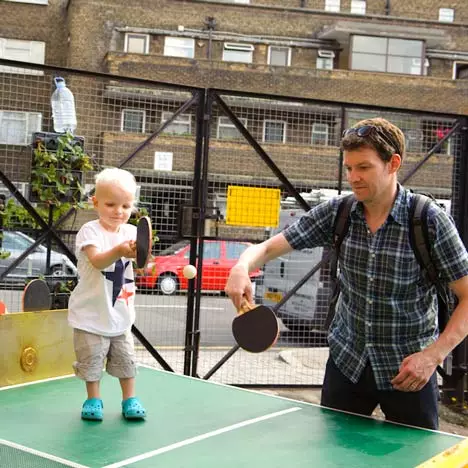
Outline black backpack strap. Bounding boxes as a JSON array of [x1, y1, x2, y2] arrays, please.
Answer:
[[323, 194, 354, 330]]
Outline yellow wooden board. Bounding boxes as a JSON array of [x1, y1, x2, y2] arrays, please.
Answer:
[[226, 186, 281, 227], [0, 309, 74, 387], [416, 437, 468, 468]]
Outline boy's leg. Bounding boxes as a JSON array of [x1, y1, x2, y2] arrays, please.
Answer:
[[86, 381, 100, 399], [378, 373, 439, 430], [107, 330, 146, 418], [321, 357, 378, 416]]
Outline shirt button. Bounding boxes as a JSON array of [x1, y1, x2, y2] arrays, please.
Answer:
[[367, 299, 373, 304], [366, 321, 371, 327], [369, 277, 374, 282]]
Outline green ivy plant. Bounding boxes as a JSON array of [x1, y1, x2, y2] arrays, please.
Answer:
[[30, 131, 93, 205]]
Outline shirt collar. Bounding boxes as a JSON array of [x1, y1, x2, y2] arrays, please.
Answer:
[[351, 183, 408, 226]]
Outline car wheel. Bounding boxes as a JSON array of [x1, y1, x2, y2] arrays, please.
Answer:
[[51, 265, 66, 276], [157, 274, 179, 295]]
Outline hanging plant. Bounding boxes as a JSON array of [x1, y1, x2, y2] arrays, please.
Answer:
[[30, 131, 93, 205]]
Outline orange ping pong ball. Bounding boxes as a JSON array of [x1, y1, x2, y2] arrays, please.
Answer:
[[183, 264, 197, 279]]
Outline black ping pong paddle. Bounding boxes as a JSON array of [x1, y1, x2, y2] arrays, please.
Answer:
[[136, 216, 152, 269], [232, 300, 280, 353], [22, 279, 51, 312]]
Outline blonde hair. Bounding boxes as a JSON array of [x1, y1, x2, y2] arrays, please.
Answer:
[[94, 167, 137, 195]]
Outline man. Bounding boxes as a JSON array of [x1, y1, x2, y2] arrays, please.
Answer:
[[225, 118, 468, 429]]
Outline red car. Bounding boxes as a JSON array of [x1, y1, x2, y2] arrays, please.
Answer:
[[135, 240, 262, 295]]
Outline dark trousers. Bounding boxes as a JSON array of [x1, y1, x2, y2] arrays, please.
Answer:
[[320, 357, 439, 430]]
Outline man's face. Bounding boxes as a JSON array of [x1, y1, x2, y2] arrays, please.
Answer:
[[343, 146, 399, 203]]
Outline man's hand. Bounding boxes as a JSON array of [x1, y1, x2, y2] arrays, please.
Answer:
[[391, 350, 440, 392], [224, 263, 253, 310]]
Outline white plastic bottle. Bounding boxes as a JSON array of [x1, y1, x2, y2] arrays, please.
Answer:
[[51, 77, 77, 134]]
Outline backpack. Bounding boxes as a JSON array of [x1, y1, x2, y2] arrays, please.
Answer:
[[324, 193, 452, 377]]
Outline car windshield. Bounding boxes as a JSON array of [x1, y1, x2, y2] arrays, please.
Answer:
[[158, 241, 189, 256]]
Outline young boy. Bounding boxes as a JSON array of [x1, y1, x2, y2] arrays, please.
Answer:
[[68, 167, 146, 421]]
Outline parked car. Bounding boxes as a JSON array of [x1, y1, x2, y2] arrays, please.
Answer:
[[0, 231, 77, 286], [136, 240, 262, 295]]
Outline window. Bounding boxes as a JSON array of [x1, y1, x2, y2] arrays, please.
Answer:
[[453, 62, 468, 80], [203, 242, 221, 259], [0, 111, 42, 145], [325, 0, 340, 12], [439, 8, 454, 22], [217, 116, 247, 140], [231, 0, 250, 3], [226, 242, 249, 259], [263, 120, 286, 143], [351, 0, 366, 14], [351, 35, 424, 75], [124, 34, 149, 54], [121, 109, 145, 133], [268, 46, 291, 67], [311, 123, 329, 145], [317, 50, 335, 70], [223, 43, 254, 63], [161, 112, 191, 135], [0, 38, 45, 74], [164, 37, 195, 58], [3, 0, 48, 4]]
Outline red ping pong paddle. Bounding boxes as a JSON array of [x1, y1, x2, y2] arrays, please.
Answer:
[[232, 300, 280, 353], [136, 216, 152, 269], [22, 279, 51, 312], [0, 300, 7, 315]]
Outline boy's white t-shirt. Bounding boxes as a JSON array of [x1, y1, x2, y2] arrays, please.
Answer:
[[68, 219, 137, 337]]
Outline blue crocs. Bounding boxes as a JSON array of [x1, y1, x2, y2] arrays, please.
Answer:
[[81, 398, 103, 421], [122, 397, 146, 419]]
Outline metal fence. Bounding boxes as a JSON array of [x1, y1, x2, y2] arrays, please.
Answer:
[[0, 59, 466, 407]]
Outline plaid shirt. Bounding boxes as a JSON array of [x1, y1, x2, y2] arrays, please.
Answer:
[[283, 185, 468, 390]]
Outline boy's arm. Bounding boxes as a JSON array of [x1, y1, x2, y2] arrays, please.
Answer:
[[83, 240, 136, 270]]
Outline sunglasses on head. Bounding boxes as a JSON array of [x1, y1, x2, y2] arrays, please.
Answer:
[[342, 125, 398, 155]]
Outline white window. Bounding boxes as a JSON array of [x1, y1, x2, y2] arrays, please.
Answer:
[[124, 34, 149, 54], [0, 111, 42, 145], [263, 120, 286, 143], [311, 123, 329, 145], [439, 8, 454, 22], [164, 37, 195, 59], [217, 116, 248, 140], [351, 35, 424, 75], [268, 46, 291, 67], [161, 112, 191, 135], [0, 38, 45, 74], [223, 43, 254, 63], [351, 0, 366, 14], [317, 50, 335, 70], [232, 0, 250, 3], [453, 62, 468, 80], [121, 109, 145, 133], [325, 0, 340, 12], [3, 0, 48, 4]]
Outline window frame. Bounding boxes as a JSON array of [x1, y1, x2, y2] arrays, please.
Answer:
[[163, 37, 195, 59], [0, 37, 45, 75], [268, 46, 291, 67], [217, 116, 248, 140], [325, 0, 340, 13], [438, 8, 454, 23], [0, 111, 42, 146], [350, 35, 425, 76], [121, 109, 146, 133], [124, 33, 150, 54], [317, 49, 335, 70], [3, 0, 48, 4], [311, 123, 330, 146], [263, 120, 287, 144], [161, 111, 192, 135], [350, 0, 366, 14], [222, 43, 254, 63]]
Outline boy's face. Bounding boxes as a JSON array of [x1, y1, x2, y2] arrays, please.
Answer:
[[92, 183, 135, 232]]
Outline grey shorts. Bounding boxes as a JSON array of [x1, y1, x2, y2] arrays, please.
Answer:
[[73, 328, 136, 381]]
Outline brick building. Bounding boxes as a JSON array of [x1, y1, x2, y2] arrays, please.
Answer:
[[0, 0, 467, 240]]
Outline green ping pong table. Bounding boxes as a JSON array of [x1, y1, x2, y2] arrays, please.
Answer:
[[0, 365, 466, 468]]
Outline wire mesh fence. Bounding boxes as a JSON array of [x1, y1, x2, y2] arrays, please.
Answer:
[[0, 59, 466, 395]]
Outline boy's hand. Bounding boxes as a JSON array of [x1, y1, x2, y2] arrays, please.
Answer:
[[119, 240, 137, 259]]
